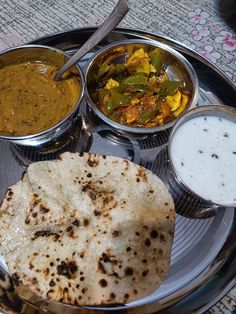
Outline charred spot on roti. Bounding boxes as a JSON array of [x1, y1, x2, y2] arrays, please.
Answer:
[[142, 270, 149, 277], [145, 238, 151, 246], [124, 267, 133, 276], [83, 219, 89, 226], [99, 279, 108, 287], [49, 279, 55, 287], [31, 230, 60, 241], [100, 252, 118, 265], [124, 293, 129, 301], [123, 160, 130, 171], [24, 217, 30, 224], [32, 212, 38, 218], [68, 230, 74, 238], [6, 188, 13, 201], [110, 292, 116, 299], [98, 260, 106, 274], [57, 261, 78, 279], [159, 249, 163, 255], [46, 289, 55, 298], [40, 205, 50, 213], [72, 219, 80, 227], [29, 262, 34, 270], [126, 247, 131, 252], [112, 230, 121, 237], [88, 190, 96, 200], [136, 168, 148, 182], [80, 276, 85, 281], [150, 230, 159, 238], [94, 209, 101, 216], [160, 234, 166, 242], [87, 156, 99, 167], [66, 226, 73, 232]]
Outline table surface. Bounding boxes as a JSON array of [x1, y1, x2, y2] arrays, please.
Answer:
[[0, 0, 235, 313]]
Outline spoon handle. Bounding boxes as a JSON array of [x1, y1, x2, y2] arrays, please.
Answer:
[[54, 0, 129, 81]]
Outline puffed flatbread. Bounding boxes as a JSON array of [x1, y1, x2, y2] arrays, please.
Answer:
[[0, 152, 175, 306]]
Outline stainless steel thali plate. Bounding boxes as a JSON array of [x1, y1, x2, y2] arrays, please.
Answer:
[[0, 28, 235, 314]]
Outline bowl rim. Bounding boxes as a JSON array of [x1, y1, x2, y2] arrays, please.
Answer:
[[0, 44, 85, 140], [168, 103, 236, 208], [84, 38, 199, 134]]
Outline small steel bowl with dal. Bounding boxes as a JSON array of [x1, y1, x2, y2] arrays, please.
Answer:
[[0, 44, 85, 147], [84, 39, 199, 134]]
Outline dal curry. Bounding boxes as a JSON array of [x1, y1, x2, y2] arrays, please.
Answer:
[[0, 62, 80, 136]]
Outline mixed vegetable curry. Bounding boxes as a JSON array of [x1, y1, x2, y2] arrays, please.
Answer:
[[91, 47, 191, 128], [0, 62, 80, 136]]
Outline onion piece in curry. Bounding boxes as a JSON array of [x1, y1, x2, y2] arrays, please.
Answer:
[[92, 48, 191, 128], [0, 62, 80, 136]]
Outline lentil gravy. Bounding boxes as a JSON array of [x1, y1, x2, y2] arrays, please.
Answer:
[[0, 62, 80, 136]]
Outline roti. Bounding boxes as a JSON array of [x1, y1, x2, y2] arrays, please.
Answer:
[[0, 152, 175, 306]]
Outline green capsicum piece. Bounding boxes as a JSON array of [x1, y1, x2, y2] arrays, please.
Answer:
[[123, 73, 148, 86], [159, 80, 180, 96], [149, 50, 163, 74], [140, 109, 159, 125], [107, 91, 130, 113]]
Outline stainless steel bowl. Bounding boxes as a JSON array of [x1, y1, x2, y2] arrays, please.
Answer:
[[0, 44, 85, 147], [84, 39, 199, 134], [168, 104, 236, 208]]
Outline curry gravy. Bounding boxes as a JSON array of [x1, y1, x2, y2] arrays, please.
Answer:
[[0, 62, 80, 136]]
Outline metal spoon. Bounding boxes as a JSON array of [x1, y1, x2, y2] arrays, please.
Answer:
[[54, 0, 129, 81]]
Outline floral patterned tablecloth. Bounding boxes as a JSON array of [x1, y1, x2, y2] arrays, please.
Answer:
[[0, 0, 235, 313], [0, 0, 235, 82]]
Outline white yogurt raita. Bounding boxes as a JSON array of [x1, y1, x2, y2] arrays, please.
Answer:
[[170, 115, 236, 206]]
